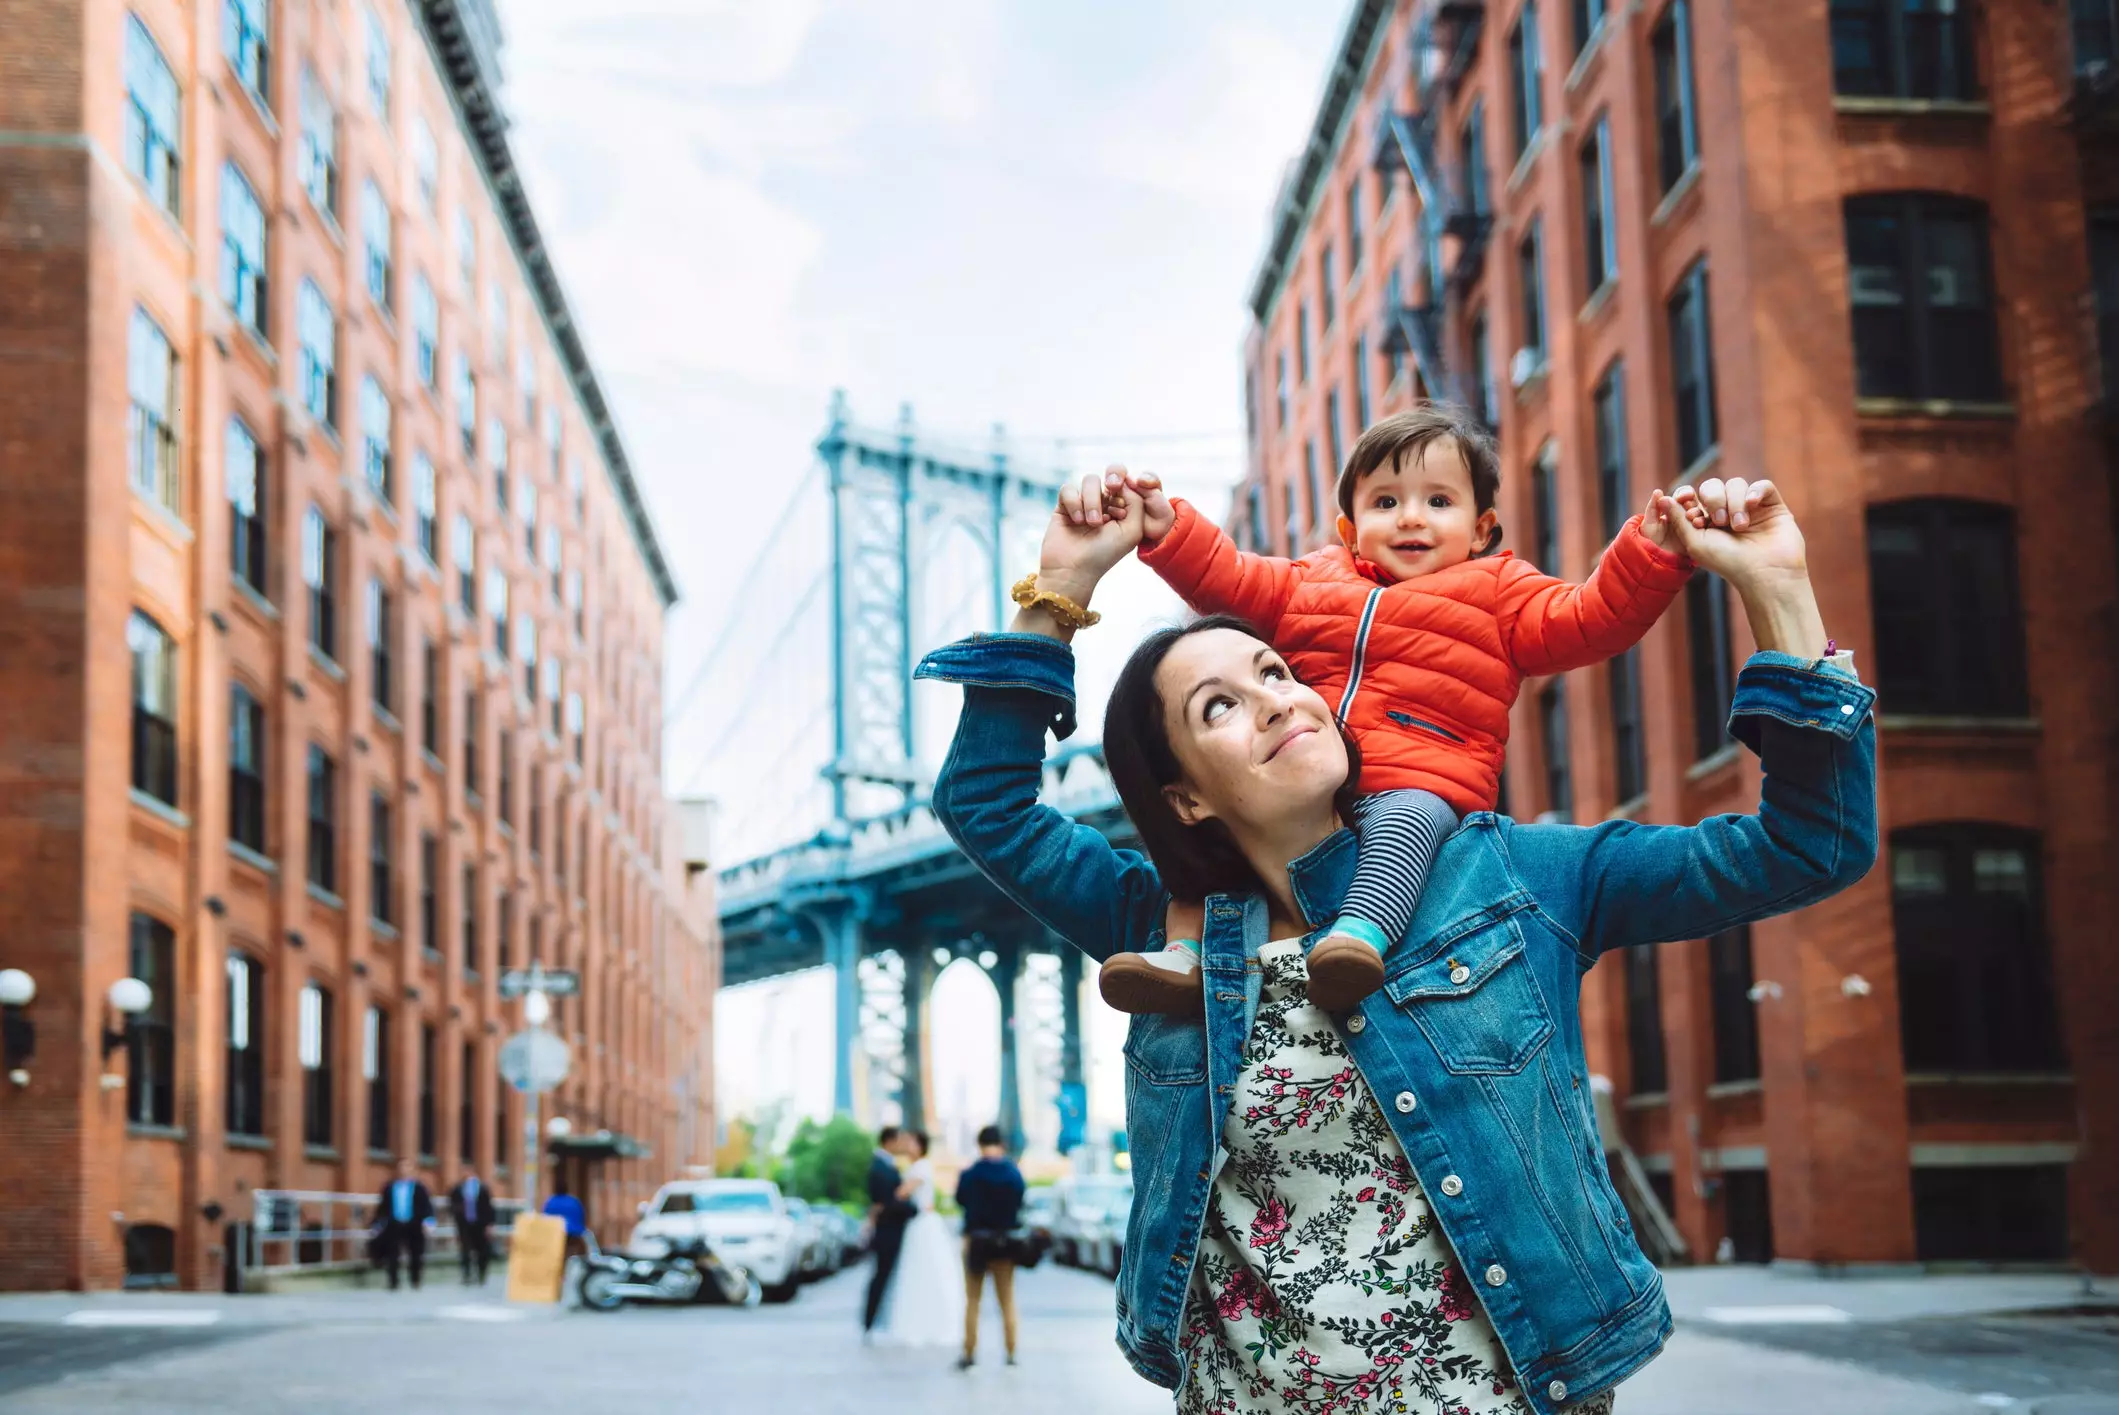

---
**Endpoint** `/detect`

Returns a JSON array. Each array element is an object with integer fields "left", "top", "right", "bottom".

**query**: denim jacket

[{"left": 915, "top": 632, "right": 1877, "bottom": 1414}]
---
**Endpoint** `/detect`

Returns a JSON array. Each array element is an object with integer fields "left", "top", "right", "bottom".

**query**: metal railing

[{"left": 240, "top": 1188, "right": 525, "bottom": 1279}]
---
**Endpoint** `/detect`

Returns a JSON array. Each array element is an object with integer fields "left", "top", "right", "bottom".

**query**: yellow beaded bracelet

[{"left": 1010, "top": 573, "right": 1101, "bottom": 631}]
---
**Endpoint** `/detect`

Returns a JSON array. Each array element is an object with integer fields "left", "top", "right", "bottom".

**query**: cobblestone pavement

[{"left": 0, "top": 1264, "right": 2111, "bottom": 1414}]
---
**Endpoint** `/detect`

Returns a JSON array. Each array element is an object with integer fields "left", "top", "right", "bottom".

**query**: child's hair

[{"left": 1335, "top": 404, "right": 1503, "bottom": 554}]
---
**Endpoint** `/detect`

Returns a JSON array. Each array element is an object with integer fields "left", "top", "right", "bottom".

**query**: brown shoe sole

[
  {"left": 1098, "top": 953, "right": 1204, "bottom": 1016},
  {"left": 1306, "top": 936, "right": 1386, "bottom": 1013}
]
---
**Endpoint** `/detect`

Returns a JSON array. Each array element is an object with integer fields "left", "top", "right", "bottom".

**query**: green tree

[{"left": 773, "top": 1115, "right": 875, "bottom": 1206}]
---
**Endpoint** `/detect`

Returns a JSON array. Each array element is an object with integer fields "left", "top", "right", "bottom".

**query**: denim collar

[{"left": 1287, "top": 827, "right": 1360, "bottom": 931}]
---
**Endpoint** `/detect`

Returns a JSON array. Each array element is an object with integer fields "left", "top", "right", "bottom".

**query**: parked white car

[
  {"left": 783, "top": 1199, "right": 843, "bottom": 1279},
  {"left": 1050, "top": 1175, "right": 1133, "bottom": 1276},
  {"left": 628, "top": 1180, "right": 805, "bottom": 1302}
]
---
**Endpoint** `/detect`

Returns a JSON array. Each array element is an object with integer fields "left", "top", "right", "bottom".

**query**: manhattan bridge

[{"left": 677, "top": 393, "right": 1188, "bottom": 1156}]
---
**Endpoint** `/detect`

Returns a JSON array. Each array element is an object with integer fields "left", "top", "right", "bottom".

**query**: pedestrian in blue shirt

[
  {"left": 542, "top": 1178, "right": 587, "bottom": 1258},
  {"left": 954, "top": 1125, "right": 1027, "bottom": 1369}
]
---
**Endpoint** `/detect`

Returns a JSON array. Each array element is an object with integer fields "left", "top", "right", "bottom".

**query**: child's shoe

[
  {"left": 1098, "top": 946, "right": 1204, "bottom": 1016},
  {"left": 1306, "top": 926, "right": 1387, "bottom": 1013}
]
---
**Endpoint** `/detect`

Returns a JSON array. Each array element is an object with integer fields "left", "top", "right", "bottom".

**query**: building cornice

[{"left": 415, "top": 0, "right": 681, "bottom": 608}]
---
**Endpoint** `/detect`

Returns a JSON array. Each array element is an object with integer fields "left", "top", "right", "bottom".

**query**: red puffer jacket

[{"left": 1136, "top": 498, "right": 1693, "bottom": 813}]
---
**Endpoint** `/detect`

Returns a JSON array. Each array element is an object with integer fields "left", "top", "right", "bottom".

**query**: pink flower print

[
  {"left": 1438, "top": 1263, "right": 1478, "bottom": 1323},
  {"left": 1250, "top": 1199, "right": 1291, "bottom": 1249},
  {"left": 1357, "top": 1187, "right": 1376, "bottom": 1202}
]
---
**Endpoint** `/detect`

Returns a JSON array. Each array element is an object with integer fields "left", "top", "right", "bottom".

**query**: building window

[
  {"left": 1320, "top": 244, "right": 1338, "bottom": 331},
  {"left": 1832, "top": 0, "right": 1974, "bottom": 100},
  {"left": 463, "top": 691, "right": 480, "bottom": 797},
  {"left": 1892, "top": 825, "right": 2064, "bottom": 1073},
  {"left": 566, "top": 568, "right": 584, "bottom": 638},
  {"left": 307, "top": 744, "right": 338, "bottom": 894},
  {"left": 1283, "top": 479, "right": 1302, "bottom": 558},
  {"left": 220, "top": 164, "right": 268, "bottom": 337},
  {"left": 1913, "top": 1166, "right": 2068, "bottom": 1263},
  {"left": 456, "top": 210, "right": 477, "bottom": 298},
  {"left": 298, "top": 70, "right": 338, "bottom": 217},
  {"left": 1867, "top": 500, "right": 2028, "bottom": 717},
  {"left": 1722, "top": 1170, "right": 1774, "bottom": 1263},
  {"left": 303, "top": 505, "right": 338, "bottom": 659},
  {"left": 364, "top": 1004, "right": 392, "bottom": 1152},
  {"left": 1275, "top": 351, "right": 1290, "bottom": 427},
  {"left": 1346, "top": 177, "right": 1365, "bottom": 270},
  {"left": 518, "top": 344, "right": 538, "bottom": 425},
  {"left": 128, "top": 610, "right": 178, "bottom": 806},
  {"left": 1573, "top": 0, "right": 1606, "bottom": 53},
  {"left": 1354, "top": 335, "right": 1372, "bottom": 429},
  {"left": 545, "top": 405, "right": 563, "bottom": 480},
  {"left": 497, "top": 731, "right": 514, "bottom": 827},
  {"left": 569, "top": 457, "right": 585, "bottom": 521},
  {"left": 490, "top": 418, "right": 510, "bottom": 507},
  {"left": 1845, "top": 194, "right": 2001, "bottom": 404},
  {"left": 412, "top": 273, "right": 438, "bottom": 388},
  {"left": 497, "top": 889, "right": 513, "bottom": 971},
  {"left": 128, "top": 308, "right": 179, "bottom": 514},
  {"left": 1581, "top": 116, "right": 1616, "bottom": 294},
  {"left": 566, "top": 691, "right": 585, "bottom": 765},
  {"left": 494, "top": 1076, "right": 510, "bottom": 1170},
  {"left": 454, "top": 515, "right": 477, "bottom": 614},
  {"left": 1326, "top": 390, "right": 1346, "bottom": 487},
  {"left": 1518, "top": 217, "right": 1547, "bottom": 365},
  {"left": 124, "top": 16, "right": 181, "bottom": 215},
  {"left": 1302, "top": 441, "right": 1322, "bottom": 537},
  {"left": 412, "top": 117, "right": 437, "bottom": 212},
  {"left": 1462, "top": 97, "right": 1491, "bottom": 218},
  {"left": 1609, "top": 648, "right": 1646, "bottom": 805},
  {"left": 1470, "top": 310, "right": 1496, "bottom": 429},
  {"left": 1296, "top": 302, "right": 1312, "bottom": 385},
  {"left": 1652, "top": 1, "right": 1700, "bottom": 195},
  {"left": 360, "top": 376, "right": 392, "bottom": 503},
  {"left": 300, "top": 982, "right": 334, "bottom": 1148},
  {"left": 419, "top": 638, "right": 439, "bottom": 753},
  {"left": 297, "top": 280, "right": 338, "bottom": 429},
  {"left": 461, "top": 865, "right": 480, "bottom": 974},
  {"left": 1510, "top": 2, "right": 1544, "bottom": 159},
  {"left": 529, "top": 764, "right": 544, "bottom": 856},
  {"left": 487, "top": 281, "right": 508, "bottom": 360},
  {"left": 454, "top": 353, "right": 477, "bottom": 456},
  {"left": 361, "top": 181, "right": 393, "bottom": 311},
  {"left": 1624, "top": 944, "right": 1668, "bottom": 1094},
  {"left": 230, "top": 683, "right": 266, "bottom": 852},
  {"left": 1667, "top": 260, "right": 1717, "bottom": 469},
  {"left": 1687, "top": 570, "right": 1736, "bottom": 759},
  {"left": 1592, "top": 362, "right": 1629, "bottom": 542},
  {"left": 1530, "top": 451, "right": 1560, "bottom": 574},
  {"left": 544, "top": 526, "right": 563, "bottom": 599},
  {"left": 412, "top": 453, "right": 438, "bottom": 565},
  {"left": 227, "top": 417, "right": 267, "bottom": 595},
  {"left": 1539, "top": 680, "right": 1572, "bottom": 821},
  {"left": 459, "top": 1042, "right": 477, "bottom": 1162},
  {"left": 419, "top": 833, "right": 438, "bottom": 954},
  {"left": 1707, "top": 925, "right": 1762, "bottom": 1084},
  {"left": 364, "top": 6, "right": 392, "bottom": 119},
  {"left": 522, "top": 478, "right": 539, "bottom": 558},
  {"left": 488, "top": 569, "right": 510, "bottom": 657},
  {"left": 544, "top": 657, "right": 562, "bottom": 734},
  {"left": 126, "top": 913, "right": 177, "bottom": 1127},
  {"left": 419, "top": 1024, "right": 438, "bottom": 1158},
  {"left": 223, "top": 0, "right": 270, "bottom": 102},
  {"left": 367, "top": 579, "right": 394, "bottom": 712},
  {"left": 226, "top": 953, "right": 266, "bottom": 1136}
]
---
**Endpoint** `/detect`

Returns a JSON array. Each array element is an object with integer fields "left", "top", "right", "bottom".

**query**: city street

[{"left": 0, "top": 1264, "right": 2111, "bottom": 1414}]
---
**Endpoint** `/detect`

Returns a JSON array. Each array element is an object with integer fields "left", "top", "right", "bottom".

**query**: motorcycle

[{"left": 576, "top": 1231, "right": 763, "bottom": 1312}]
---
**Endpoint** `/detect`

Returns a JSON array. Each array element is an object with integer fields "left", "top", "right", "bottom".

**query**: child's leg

[
  {"left": 1096, "top": 897, "right": 1206, "bottom": 1016},
  {"left": 1306, "top": 789, "right": 1460, "bottom": 1012}
]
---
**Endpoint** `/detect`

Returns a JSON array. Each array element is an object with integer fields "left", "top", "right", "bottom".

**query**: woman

[
  {"left": 871, "top": 1130, "right": 966, "bottom": 1349},
  {"left": 915, "top": 472, "right": 1876, "bottom": 1414}
]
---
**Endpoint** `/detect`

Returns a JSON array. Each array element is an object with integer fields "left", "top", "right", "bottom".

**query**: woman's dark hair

[
  {"left": 908, "top": 1128, "right": 930, "bottom": 1157},
  {"left": 1102, "top": 614, "right": 1363, "bottom": 902}
]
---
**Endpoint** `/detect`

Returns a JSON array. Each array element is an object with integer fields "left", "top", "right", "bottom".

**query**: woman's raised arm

[{"left": 1507, "top": 479, "right": 1878, "bottom": 956}]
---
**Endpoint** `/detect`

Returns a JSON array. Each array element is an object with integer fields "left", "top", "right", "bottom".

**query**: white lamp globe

[
  {"left": 0, "top": 969, "right": 34, "bottom": 1007},
  {"left": 522, "top": 990, "right": 552, "bottom": 1026},
  {"left": 977, "top": 950, "right": 999, "bottom": 971},
  {"left": 931, "top": 947, "right": 951, "bottom": 968},
  {"left": 107, "top": 977, "right": 152, "bottom": 1016},
  {"left": 547, "top": 1116, "right": 573, "bottom": 1137}
]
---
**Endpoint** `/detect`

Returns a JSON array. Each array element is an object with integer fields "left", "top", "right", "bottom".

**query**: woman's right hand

[{"left": 1029, "top": 467, "right": 1147, "bottom": 611}]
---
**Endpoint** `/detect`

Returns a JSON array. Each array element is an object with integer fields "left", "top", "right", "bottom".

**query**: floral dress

[{"left": 1176, "top": 939, "right": 1618, "bottom": 1415}]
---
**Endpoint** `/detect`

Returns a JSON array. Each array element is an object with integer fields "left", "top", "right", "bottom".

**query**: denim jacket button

[
  {"left": 1394, "top": 1091, "right": 1417, "bottom": 1114},
  {"left": 1346, "top": 1015, "right": 1366, "bottom": 1034},
  {"left": 1548, "top": 1379, "right": 1568, "bottom": 1402},
  {"left": 1439, "top": 1175, "right": 1463, "bottom": 1197},
  {"left": 1449, "top": 964, "right": 1471, "bottom": 985},
  {"left": 1484, "top": 1264, "right": 1507, "bottom": 1287}
]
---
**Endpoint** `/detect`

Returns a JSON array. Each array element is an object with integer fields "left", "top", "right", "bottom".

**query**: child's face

[{"left": 1336, "top": 438, "right": 1498, "bottom": 582}]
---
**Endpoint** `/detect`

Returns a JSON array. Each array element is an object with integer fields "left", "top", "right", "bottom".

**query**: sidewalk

[
  {"left": 1662, "top": 1265, "right": 2115, "bottom": 1327},
  {"left": 0, "top": 1274, "right": 557, "bottom": 1330}
]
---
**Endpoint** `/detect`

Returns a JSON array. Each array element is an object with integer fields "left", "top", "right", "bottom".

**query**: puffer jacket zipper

[{"left": 1336, "top": 588, "right": 1384, "bottom": 721}]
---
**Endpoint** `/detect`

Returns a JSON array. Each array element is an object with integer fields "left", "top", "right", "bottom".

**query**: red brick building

[
  {"left": 1238, "top": 0, "right": 2118, "bottom": 1270},
  {"left": 0, "top": 0, "right": 717, "bottom": 1290}
]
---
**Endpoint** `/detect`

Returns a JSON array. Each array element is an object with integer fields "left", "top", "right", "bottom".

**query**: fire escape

[{"left": 1371, "top": 1, "right": 1492, "bottom": 409}]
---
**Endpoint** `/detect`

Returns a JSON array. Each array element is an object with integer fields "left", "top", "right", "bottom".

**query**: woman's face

[{"left": 1152, "top": 627, "right": 1349, "bottom": 833}]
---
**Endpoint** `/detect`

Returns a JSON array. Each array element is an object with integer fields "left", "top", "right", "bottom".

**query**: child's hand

[
  {"left": 1164, "top": 896, "right": 1205, "bottom": 947},
  {"left": 1637, "top": 487, "right": 1706, "bottom": 549},
  {"left": 1122, "top": 469, "right": 1177, "bottom": 545},
  {"left": 1668, "top": 484, "right": 1711, "bottom": 530}
]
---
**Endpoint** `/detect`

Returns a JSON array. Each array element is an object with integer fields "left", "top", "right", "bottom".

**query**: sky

[{"left": 491, "top": 0, "right": 1348, "bottom": 1147}]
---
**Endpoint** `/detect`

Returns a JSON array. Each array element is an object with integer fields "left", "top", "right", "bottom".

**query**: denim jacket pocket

[
  {"left": 1384, "top": 919, "right": 1555, "bottom": 1075},
  {"left": 1123, "top": 1013, "right": 1210, "bottom": 1086}
]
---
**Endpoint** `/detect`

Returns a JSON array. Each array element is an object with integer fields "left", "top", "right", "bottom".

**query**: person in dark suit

[
  {"left": 861, "top": 1125, "right": 917, "bottom": 1338},
  {"left": 449, "top": 1167, "right": 496, "bottom": 1285},
  {"left": 375, "top": 1159, "right": 435, "bottom": 1290}
]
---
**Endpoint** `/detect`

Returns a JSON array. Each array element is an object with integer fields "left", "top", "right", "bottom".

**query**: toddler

[{"left": 1101, "top": 404, "right": 1698, "bottom": 1015}]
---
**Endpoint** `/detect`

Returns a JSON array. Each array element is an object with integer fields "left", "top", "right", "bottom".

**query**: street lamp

[
  {"left": 547, "top": 1115, "right": 573, "bottom": 1138},
  {"left": 0, "top": 968, "right": 35, "bottom": 1086},
  {"left": 977, "top": 950, "right": 999, "bottom": 971},
  {"left": 931, "top": 947, "right": 951, "bottom": 968},
  {"left": 523, "top": 989, "right": 552, "bottom": 1027},
  {"left": 100, "top": 976, "right": 152, "bottom": 1091}
]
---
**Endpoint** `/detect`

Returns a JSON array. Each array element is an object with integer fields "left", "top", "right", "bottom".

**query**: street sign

[
  {"left": 498, "top": 968, "right": 580, "bottom": 999},
  {"left": 498, "top": 1028, "right": 571, "bottom": 1093}
]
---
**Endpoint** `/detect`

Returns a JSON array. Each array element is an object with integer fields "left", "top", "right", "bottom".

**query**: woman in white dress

[{"left": 871, "top": 1130, "right": 966, "bottom": 1349}]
